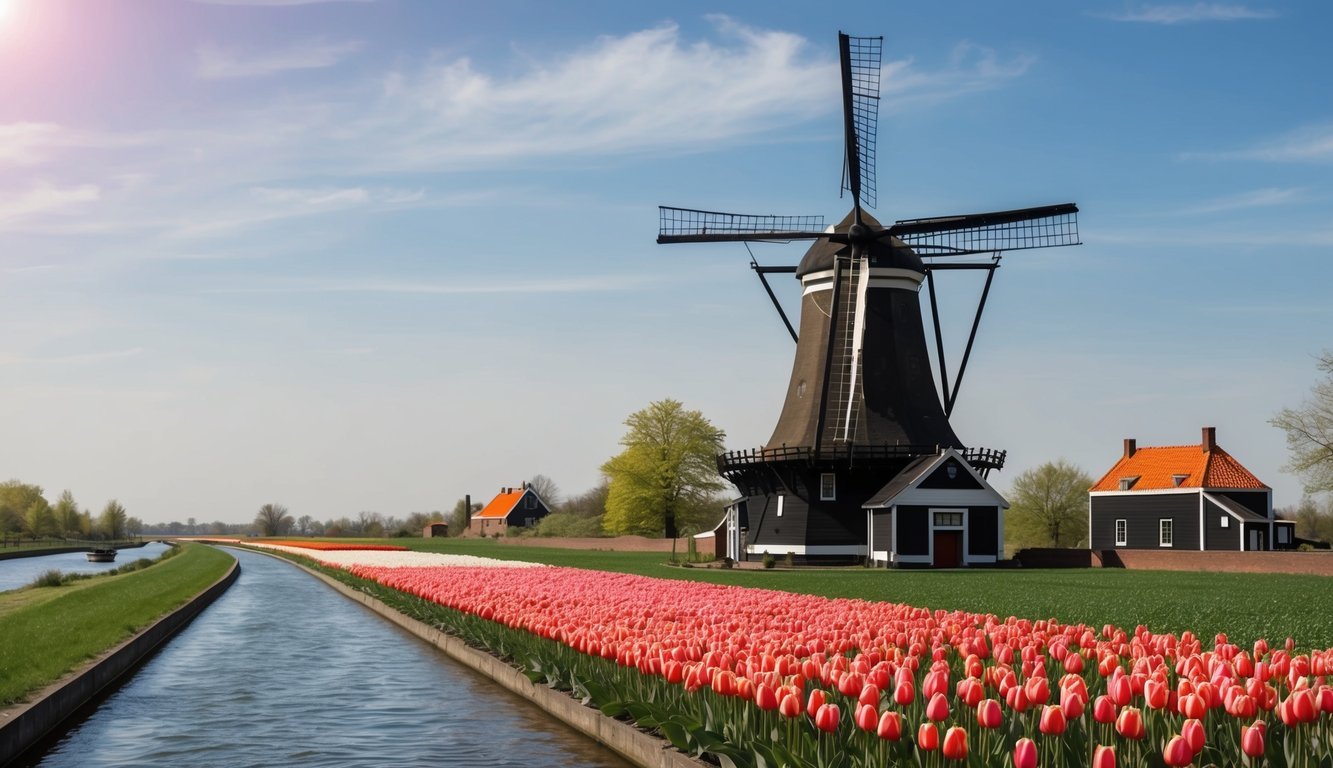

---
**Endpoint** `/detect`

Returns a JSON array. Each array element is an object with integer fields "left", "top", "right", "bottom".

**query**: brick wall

[{"left": 1101, "top": 549, "right": 1333, "bottom": 576}]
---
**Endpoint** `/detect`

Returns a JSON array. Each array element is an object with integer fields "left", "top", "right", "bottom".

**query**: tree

[
  {"left": 99, "top": 500, "right": 128, "bottom": 540},
  {"left": 295, "top": 515, "right": 314, "bottom": 536},
  {"left": 254, "top": 503, "right": 292, "bottom": 537},
  {"left": 448, "top": 498, "right": 480, "bottom": 537},
  {"left": 1272, "top": 351, "right": 1333, "bottom": 495},
  {"left": 527, "top": 475, "right": 561, "bottom": 507},
  {"left": 601, "top": 399, "right": 726, "bottom": 538},
  {"left": 0, "top": 480, "right": 48, "bottom": 536},
  {"left": 126, "top": 516, "right": 144, "bottom": 539},
  {"left": 53, "top": 490, "right": 80, "bottom": 538},
  {"left": 25, "top": 500, "right": 55, "bottom": 538},
  {"left": 1006, "top": 460, "right": 1094, "bottom": 549}
]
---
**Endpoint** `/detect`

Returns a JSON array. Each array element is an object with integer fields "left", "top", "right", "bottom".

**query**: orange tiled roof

[
  {"left": 1090, "top": 444, "right": 1268, "bottom": 492},
  {"left": 475, "top": 490, "right": 525, "bottom": 518}
]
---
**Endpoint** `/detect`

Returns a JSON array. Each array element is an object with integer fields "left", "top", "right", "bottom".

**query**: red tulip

[
  {"left": 778, "top": 692, "right": 802, "bottom": 718},
  {"left": 1144, "top": 677, "right": 1169, "bottom": 710},
  {"left": 876, "top": 710, "right": 902, "bottom": 741},
  {"left": 893, "top": 677, "right": 916, "bottom": 706},
  {"left": 1039, "top": 704, "right": 1067, "bottom": 736},
  {"left": 814, "top": 702, "right": 840, "bottom": 733},
  {"left": 1162, "top": 735, "right": 1193, "bottom": 767},
  {"left": 854, "top": 702, "right": 878, "bottom": 732},
  {"left": 924, "top": 669, "right": 949, "bottom": 699},
  {"left": 1110, "top": 673, "right": 1132, "bottom": 706},
  {"left": 1093, "top": 694, "right": 1118, "bottom": 723},
  {"left": 917, "top": 722, "right": 939, "bottom": 752},
  {"left": 1115, "top": 706, "right": 1145, "bottom": 741},
  {"left": 1024, "top": 674, "right": 1050, "bottom": 706},
  {"left": 941, "top": 726, "right": 968, "bottom": 762},
  {"left": 1061, "top": 685, "right": 1087, "bottom": 719},
  {"left": 1240, "top": 723, "right": 1265, "bottom": 757},
  {"left": 1092, "top": 744, "right": 1116, "bottom": 768},
  {"left": 1005, "top": 684, "right": 1031, "bottom": 714},
  {"left": 926, "top": 692, "right": 950, "bottom": 722},
  {"left": 1013, "top": 737, "right": 1037, "bottom": 768},
  {"left": 956, "top": 677, "right": 984, "bottom": 708},
  {"left": 977, "top": 698, "right": 1003, "bottom": 729},
  {"left": 1318, "top": 685, "right": 1333, "bottom": 714},
  {"left": 755, "top": 683, "right": 779, "bottom": 711},
  {"left": 806, "top": 688, "right": 826, "bottom": 718},
  {"left": 1181, "top": 718, "right": 1204, "bottom": 754},
  {"left": 858, "top": 683, "right": 881, "bottom": 707}
]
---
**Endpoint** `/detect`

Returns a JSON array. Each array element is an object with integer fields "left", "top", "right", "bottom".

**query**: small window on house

[
  {"left": 1220, "top": 516, "right": 1230, "bottom": 529},
  {"left": 1115, "top": 519, "right": 1127, "bottom": 546},
  {"left": 524, "top": 517, "right": 535, "bottom": 527},
  {"left": 1159, "top": 519, "right": 1173, "bottom": 547},
  {"left": 776, "top": 495, "right": 785, "bottom": 517},
  {"left": 525, "top": 494, "right": 537, "bottom": 510},
  {"left": 820, "top": 473, "right": 836, "bottom": 501},
  {"left": 1172, "top": 474, "right": 1188, "bottom": 487},
  {"left": 933, "top": 512, "right": 963, "bottom": 527},
  {"left": 1278, "top": 527, "right": 1290, "bottom": 544},
  {"left": 1119, "top": 477, "right": 1138, "bottom": 491}
]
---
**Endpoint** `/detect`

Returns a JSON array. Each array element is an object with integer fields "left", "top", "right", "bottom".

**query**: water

[
  {"left": 0, "top": 542, "right": 172, "bottom": 592},
  {"left": 20, "top": 547, "right": 630, "bottom": 768}
]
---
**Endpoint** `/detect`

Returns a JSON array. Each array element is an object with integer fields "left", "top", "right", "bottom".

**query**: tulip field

[{"left": 247, "top": 541, "right": 1333, "bottom": 768}]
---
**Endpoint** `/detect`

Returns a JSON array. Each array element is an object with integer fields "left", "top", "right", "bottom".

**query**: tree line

[{"left": 0, "top": 481, "right": 137, "bottom": 542}]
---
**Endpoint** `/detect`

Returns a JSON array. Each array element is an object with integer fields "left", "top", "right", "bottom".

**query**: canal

[
  {"left": 19, "top": 547, "right": 632, "bottom": 768},
  {"left": 0, "top": 543, "right": 172, "bottom": 593}
]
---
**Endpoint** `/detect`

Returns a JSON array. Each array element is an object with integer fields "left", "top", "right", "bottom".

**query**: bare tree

[
  {"left": 1272, "top": 351, "right": 1333, "bottom": 495},
  {"left": 254, "top": 503, "right": 292, "bottom": 537},
  {"left": 527, "top": 474, "right": 561, "bottom": 507},
  {"left": 295, "top": 515, "right": 313, "bottom": 536}
]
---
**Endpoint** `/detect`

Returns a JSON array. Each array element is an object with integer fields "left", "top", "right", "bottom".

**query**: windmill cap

[{"left": 795, "top": 209, "right": 924, "bottom": 278}]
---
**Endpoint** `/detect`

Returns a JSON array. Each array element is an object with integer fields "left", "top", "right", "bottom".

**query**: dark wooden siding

[
  {"left": 870, "top": 510, "right": 893, "bottom": 550},
  {"left": 897, "top": 506, "right": 929, "bottom": 556},
  {"left": 968, "top": 507, "right": 998, "bottom": 556},
  {"left": 1241, "top": 522, "right": 1268, "bottom": 551},
  {"left": 1203, "top": 498, "right": 1240, "bottom": 551},
  {"left": 504, "top": 492, "right": 551, "bottom": 527},
  {"left": 1216, "top": 491, "right": 1269, "bottom": 518},
  {"left": 747, "top": 493, "right": 809, "bottom": 549},
  {"left": 1090, "top": 493, "right": 1199, "bottom": 550},
  {"left": 919, "top": 458, "right": 983, "bottom": 490}
]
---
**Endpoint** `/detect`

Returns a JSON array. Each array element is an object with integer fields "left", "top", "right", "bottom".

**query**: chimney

[
  {"left": 1202, "top": 427, "right": 1216, "bottom": 453},
  {"left": 1123, "top": 438, "right": 1137, "bottom": 458},
  {"left": 465, "top": 494, "right": 471, "bottom": 513}
]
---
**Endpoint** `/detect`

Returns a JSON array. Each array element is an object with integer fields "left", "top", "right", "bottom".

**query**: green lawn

[
  {"left": 323, "top": 537, "right": 1333, "bottom": 651},
  {"left": 0, "top": 543, "right": 235, "bottom": 706}
]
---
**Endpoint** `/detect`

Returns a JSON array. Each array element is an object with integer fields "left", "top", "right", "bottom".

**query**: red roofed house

[
  {"left": 468, "top": 484, "right": 551, "bottom": 537},
  {"left": 1089, "top": 427, "right": 1295, "bottom": 552}
]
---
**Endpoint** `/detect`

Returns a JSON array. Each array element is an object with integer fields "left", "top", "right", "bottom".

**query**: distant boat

[{"left": 86, "top": 548, "right": 117, "bottom": 563}]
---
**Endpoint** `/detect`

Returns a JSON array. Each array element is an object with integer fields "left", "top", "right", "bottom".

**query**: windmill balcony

[{"left": 716, "top": 444, "right": 1005, "bottom": 477}]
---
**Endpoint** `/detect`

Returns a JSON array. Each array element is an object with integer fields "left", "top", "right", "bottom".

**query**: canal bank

[
  {"left": 0, "top": 552, "right": 239, "bottom": 766},
  {"left": 15, "top": 547, "right": 636, "bottom": 768}
]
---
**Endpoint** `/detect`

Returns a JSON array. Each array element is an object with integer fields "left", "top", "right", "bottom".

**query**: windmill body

[{"left": 658, "top": 33, "right": 1077, "bottom": 565}]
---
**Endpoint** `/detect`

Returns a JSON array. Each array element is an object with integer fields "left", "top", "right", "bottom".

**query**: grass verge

[{"left": 0, "top": 543, "right": 235, "bottom": 706}]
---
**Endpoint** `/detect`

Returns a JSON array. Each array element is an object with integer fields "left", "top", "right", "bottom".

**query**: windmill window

[
  {"left": 1115, "top": 519, "right": 1127, "bottom": 547},
  {"left": 820, "top": 473, "right": 836, "bottom": 501},
  {"left": 1159, "top": 519, "right": 1173, "bottom": 547},
  {"left": 1220, "top": 516, "right": 1230, "bottom": 529},
  {"left": 776, "top": 495, "right": 785, "bottom": 517}
]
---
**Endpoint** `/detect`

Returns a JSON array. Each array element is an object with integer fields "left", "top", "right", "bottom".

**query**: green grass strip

[{"left": 0, "top": 543, "right": 235, "bottom": 706}]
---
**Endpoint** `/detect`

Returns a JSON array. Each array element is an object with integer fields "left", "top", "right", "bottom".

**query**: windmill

[{"left": 657, "top": 33, "right": 1080, "bottom": 565}]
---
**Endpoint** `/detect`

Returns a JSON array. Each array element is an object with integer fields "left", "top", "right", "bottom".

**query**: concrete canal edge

[
  {"left": 286, "top": 557, "right": 709, "bottom": 768},
  {"left": 0, "top": 556, "right": 240, "bottom": 766}
]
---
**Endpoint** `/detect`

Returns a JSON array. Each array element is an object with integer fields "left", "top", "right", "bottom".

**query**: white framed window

[
  {"left": 1220, "top": 516, "right": 1230, "bottom": 529},
  {"left": 1278, "top": 527, "right": 1290, "bottom": 544},
  {"left": 1115, "top": 519, "right": 1127, "bottom": 547},
  {"left": 933, "top": 511, "right": 963, "bottom": 527},
  {"left": 820, "top": 473, "right": 836, "bottom": 501},
  {"left": 1159, "top": 519, "right": 1173, "bottom": 547},
  {"left": 776, "top": 494, "right": 785, "bottom": 517}
]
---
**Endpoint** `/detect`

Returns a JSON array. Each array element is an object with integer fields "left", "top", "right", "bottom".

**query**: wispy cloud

[
  {"left": 0, "top": 347, "right": 146, "bottom": 367},
  {"left": 210, "top": 274, "right": 668, "bottom": 295},
  {"left": 883, "top": 42, "right": 1035, "bottom": 107},
  {"left": 1176, "top": 187, "right": 1306, "bottom": 214},
  {"left": 196, "top": 39, "right": 363, "bottom": 79},
  {"left": 0, "top": 181, "right": 100, "bottom": 225},
  {"left": 1182, "top": 123, "right": 1333, "bottom": 163},
  {"left": 1102, "top": 3, "right": 1278, "bottom": 23}
]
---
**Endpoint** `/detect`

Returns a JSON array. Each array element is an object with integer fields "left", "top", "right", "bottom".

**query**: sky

[{"left": 1, "top": 0, "right": 1330, "bottom": 525}]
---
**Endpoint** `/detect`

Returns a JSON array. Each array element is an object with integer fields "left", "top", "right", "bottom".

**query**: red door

[{"left": 933, "top": 531, "right": 962, "bottom": 568}]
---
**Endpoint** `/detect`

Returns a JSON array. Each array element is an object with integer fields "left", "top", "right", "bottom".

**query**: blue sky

[{"left": 1, "top": 0, "right": 1329, "bottom": 524}]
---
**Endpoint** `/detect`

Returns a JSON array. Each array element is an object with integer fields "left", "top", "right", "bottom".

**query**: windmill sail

[{"left": 840, "top": 34, "right": 882, "bottom": 210}]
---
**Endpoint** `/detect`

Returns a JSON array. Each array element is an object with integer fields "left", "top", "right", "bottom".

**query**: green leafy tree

[
  {"left": 53, "top": 490, "right": 80, "bottom": 538},
  {"left": 449, "top": 498, "right": 480, "bottom": 537},
  {"left": 1272, "top": 351, "right": 1333, "bottom": 495},
  {"left": 99, "top": 500, "right": 128, "bottom": 540},
  {"left": 125, "top": 516, "right": 144, "bottom": 539},
  {"left": 25, "top": 500, "right": 56, "bottom": 539},
  {"left": 1006, "top": 460, "right": 1094, "bottom": 549},
  {"left": 254, "top": 503, "right": 292, "bottom": 537},
  {"left": 601, "top": 399, "right": 726, "bottom": 538},
  {"left": 0, "top": 480, "right": 48, "bottom": 537}
]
